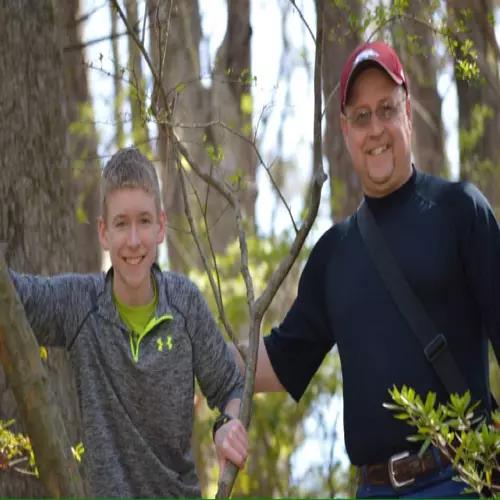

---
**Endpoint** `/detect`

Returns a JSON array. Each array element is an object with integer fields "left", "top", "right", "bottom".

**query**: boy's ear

[
  {"left": 97, "top": 216, "right": 110, "bottom": 251},
  {"left": 156, "top": 210, "right": 166, "bottom": 245}
]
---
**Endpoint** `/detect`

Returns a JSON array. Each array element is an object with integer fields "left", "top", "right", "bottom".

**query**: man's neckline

[{"left": 363, "top": 165, "right": 420, "bottom": 214}]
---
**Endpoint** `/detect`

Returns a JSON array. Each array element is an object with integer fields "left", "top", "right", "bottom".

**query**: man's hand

[{"left": 214, "top": 418, "right": 249, "bottom": 483}]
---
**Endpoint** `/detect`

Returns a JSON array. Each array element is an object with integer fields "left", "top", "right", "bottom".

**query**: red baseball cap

[{"left": 340, "top": 41, "right": 408, "bottom": 112}]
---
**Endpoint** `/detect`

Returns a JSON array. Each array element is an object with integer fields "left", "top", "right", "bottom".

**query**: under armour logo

[{"left": 156, "top": 336, "right": 173, "bottom": 352}]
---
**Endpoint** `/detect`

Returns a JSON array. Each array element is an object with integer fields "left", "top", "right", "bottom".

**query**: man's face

[
  {"left": 98, "top": 187, "right": 166, "bottom": 304},
  {"left": 340, "top": 67, "right": 413, "bottom": 198}
]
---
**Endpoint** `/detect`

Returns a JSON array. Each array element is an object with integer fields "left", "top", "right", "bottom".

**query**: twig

[
  {"left": 175, "top": 148, "right": 239, "bottom": 346},
  {"left": 265, "top": 158, "right": 298, "bottom": 234},
  {"left": 165, "top": 118, "right": 298, "bottom": 232},
  {"left": 254, "top": 0, "right": 327, "bottom": 318},
  {"left": 288, "top": 0, "right": 316, "bottom": 43},
  {"left": 182, "top": 162, "right": 235, "bottom": 344}
]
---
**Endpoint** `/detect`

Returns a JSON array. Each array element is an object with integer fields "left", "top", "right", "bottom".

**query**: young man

[
  {"left": 7, "top": 147, "right": 248, "bottom": 497},
  {"left": 232, "top": 42, "right": 500, "bottom": 498}
]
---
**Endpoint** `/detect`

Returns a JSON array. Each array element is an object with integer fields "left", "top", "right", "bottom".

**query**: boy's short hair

[{"left": 101, "top": 147, "right": 161, "bottom": 219}]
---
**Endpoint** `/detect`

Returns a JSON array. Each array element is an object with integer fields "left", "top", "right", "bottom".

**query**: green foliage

[
  {"left": 0, "top": 419, "right": 37, "bottom": 476},
  {"left": 385, "top": 386, "right": 500, "bottom": 497},
  {"left": 0, "top": 420, "right": 85, "bottom": 478},
  {"left": 203, "top": 134, "right": 224, "bottom": 165},
  {"left": 0, "top": 350, "right": 85, "bottom": 478},
  {"left": 460, "top": 104, "right": 494, "bottom": 155}
]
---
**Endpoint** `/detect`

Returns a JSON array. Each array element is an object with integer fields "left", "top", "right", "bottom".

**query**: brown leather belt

[{"left": 358, "top": 448, "right": 451, "bottom": 489}]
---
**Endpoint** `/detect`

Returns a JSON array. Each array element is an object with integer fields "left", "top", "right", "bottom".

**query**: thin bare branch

[
  {"left": 141, "top": 0, "right": 149, "bottom": 46},
  {"left": 289, "top": 0, "right": 316, "bottom": 43},
  {"left": 266, "top": 159, "right": 299, "bottom": 233},
  {"left": 182, "top": 163, "right": 235, "bottom": 345},
  {"left": 254, "top": 0, "right": 327, "bottom": 318},
  {"left": 165, "top": 118, "right": 298, "bottom": 231},
  {"left": 73, "top": 1, "right": 107, "bottom": 27},
  {"left": 160, "top": 1, "right": 173, "bottom": 86},
  {"left": 175, "top": 149, "right": 239, "bottom": 345},
  {"left": 321, "top": 81, "right": 339, "bottom": 120},
  {"left": 64, "top": 30, "right": 128, "bottom": 53}
]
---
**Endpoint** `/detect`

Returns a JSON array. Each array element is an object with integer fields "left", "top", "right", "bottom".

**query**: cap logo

[{"left": 353, "top": 49, "right": 379, "bottom": 66}]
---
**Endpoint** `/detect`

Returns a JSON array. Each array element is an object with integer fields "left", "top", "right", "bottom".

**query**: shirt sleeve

[
  {"left": 454, "top": 182, "right": 500, "bottom": 362},
  {"left": 263, "top": 230, "right": 336, "bottom": 402},
  {"left": 7, "top": 270, "right": 88, "bottom": 348},
  {"left": 186, "top": 280, "right": 244, "bottom": 412}
]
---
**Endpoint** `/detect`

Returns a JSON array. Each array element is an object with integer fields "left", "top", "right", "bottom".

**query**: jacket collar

[{"left": 97, "top": 262, "right": 173, "bottom": 327}]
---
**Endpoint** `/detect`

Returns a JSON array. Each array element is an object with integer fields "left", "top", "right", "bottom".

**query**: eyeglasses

[{"left": 344, "top": 95, "right": 407, "bottom": 129}]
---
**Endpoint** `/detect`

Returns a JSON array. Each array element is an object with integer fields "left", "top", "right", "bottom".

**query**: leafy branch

[{"left": 385, "top": 386, "right": 500, "bottom": 498}]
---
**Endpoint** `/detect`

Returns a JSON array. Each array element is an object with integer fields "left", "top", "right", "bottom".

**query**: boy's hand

[{"left": 214, "top": 418, "right": 249, "bottom": 483}]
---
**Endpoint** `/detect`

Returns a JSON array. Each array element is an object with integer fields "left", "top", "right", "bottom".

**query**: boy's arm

[
  {"left": 186, "top": 281, "right": 244, "bottom": 413},
  {"left": 213, "top": 397, "right": 248, "bottom": 481},
  {"left": 186, "top": 281, "right": 248, "bottom": 473},
  {"left": 8, "top": 270, "right": 87, "bottom": 347}
]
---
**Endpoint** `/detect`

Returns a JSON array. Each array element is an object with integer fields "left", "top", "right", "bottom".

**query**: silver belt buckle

[{"left": 389, "top": 451, "right": 415, "bottom": 489}]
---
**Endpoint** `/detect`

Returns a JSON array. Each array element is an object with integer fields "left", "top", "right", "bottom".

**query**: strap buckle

[
  {"left": 424, "top": 333, "right": 447, "bottom": 363},
  {"left": 389, "top": 451, "right": 415, "bottom": 489}
]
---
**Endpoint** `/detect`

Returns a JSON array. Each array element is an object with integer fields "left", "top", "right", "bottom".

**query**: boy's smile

[{"left": 98, "top": 187, "right": 166, "bottom": 306}]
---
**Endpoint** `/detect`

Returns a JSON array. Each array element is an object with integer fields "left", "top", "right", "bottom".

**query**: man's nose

[{"left": 368, "top": 112, "right": 385, "bottom": 136}]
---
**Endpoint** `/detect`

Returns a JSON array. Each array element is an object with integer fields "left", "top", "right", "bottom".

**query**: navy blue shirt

[{"left": 264, "top": 167, "right": 500, "bottom": 466}]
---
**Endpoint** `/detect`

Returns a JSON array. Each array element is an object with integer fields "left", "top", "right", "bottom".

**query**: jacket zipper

[{"left": 129, "top": 314, "right": 173, "bottom": 363}]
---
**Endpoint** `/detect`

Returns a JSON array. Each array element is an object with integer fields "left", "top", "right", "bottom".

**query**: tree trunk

[
  {"left": 0, "top": 1, "right": 83, "bottom": 496},
  {"left": 321, "top": 0, "right": 363, "bottom": 222},
  {"left": 126, "top": 0, "right": 150, "bottom": 148},
  {"left": 451, "top": 0, "right": 500, "bottom": 209},
  {"left": 392, "top": 0, "right": 446, "bottom": 177},
  {"left": 110, "top": 2, "right": 125, "bottom": 150},
  {"left": 148, "top": 0, "right": 257, "bottom": 273},
  {"left": 59, "top": 0, "right": 102, "bottom": 274}
]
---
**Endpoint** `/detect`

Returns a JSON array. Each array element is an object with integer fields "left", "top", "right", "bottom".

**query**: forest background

[{"left": 1, "top": 0, "right": 500, "bottom": 498}]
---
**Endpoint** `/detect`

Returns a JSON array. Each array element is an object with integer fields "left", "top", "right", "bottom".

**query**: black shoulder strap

[{"left": 356, "top": 200, "right": 470, "bottom": 397}]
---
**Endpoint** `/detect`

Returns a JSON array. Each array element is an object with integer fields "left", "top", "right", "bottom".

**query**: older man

[{"left": 232, "top": 41, "right": 499, "bottom": 498}]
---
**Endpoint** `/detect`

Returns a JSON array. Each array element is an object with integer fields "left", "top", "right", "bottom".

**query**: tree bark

[
  {"left": 110, "top": 2, "right": 125, "bottom": 149},
  {"left": 126, "top": 0, "right": 150, "bottom": 147},
  {"left": 392, "top": 0, "right": 446, "bottom": 177},
  {"left": 451, "top": 0, "right": 500, "bottom": 209},
  {"left": 321, "top": 0, "right": 363, "bottom": 222},
  {"left": 148, "top": 0, "right": 257, "bottom": 273},
  {"left": 0, "top": 256, "right": 84, "bottom": 498},
  {"left": 59, "top": 0, "right": 102, "bottom": 274},
  {"left": 0, "top": 0, "right": 84, "bottom": 496}
]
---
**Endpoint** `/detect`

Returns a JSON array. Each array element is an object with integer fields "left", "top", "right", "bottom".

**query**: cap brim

[{"left": 343, "top": 59, "right": 404, "bottom": 110}]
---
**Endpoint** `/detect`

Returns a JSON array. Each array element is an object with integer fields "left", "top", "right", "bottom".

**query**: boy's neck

[{"left": 113, "top": 275, "right": 155, "bottom": 307}]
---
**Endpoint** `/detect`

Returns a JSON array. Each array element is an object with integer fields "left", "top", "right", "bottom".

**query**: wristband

[{"left": 212, "top": 412, "right": 233, "bottom": 441}]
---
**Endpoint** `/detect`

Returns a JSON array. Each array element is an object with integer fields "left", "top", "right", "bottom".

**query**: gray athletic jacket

[{"left": 9, "top": 263, "right": 244, "bottom": 498}]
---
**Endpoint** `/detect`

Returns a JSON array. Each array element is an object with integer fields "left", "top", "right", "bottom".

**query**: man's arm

[
  {"left": 229, "top": 339, "right": 285, "bottom": 393},
  {"left": 231, "top": 230, "right": 336, "bottom": 403},
  {"left": 454, "top": 182, "right": 500, "bottom": 363}
]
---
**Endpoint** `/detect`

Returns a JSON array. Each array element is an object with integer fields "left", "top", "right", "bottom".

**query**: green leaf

[{"left": 240, "top": 92, "right": 253, "bottom": 115}]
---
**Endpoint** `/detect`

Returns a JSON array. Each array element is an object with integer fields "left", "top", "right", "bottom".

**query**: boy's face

[{"left": 98, "top": 187, "right": 166, "bottom": 303}]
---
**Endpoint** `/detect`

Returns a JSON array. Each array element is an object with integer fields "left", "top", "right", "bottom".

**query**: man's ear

[
  {"left": 156, "top": 210, "right": 166, "bottom": 245},
  {"left": 405, "top": 94, "right": 412, "bottom": 129},
  {"left": 97, "top": 216, "right": 110, "bottom": 251}
]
